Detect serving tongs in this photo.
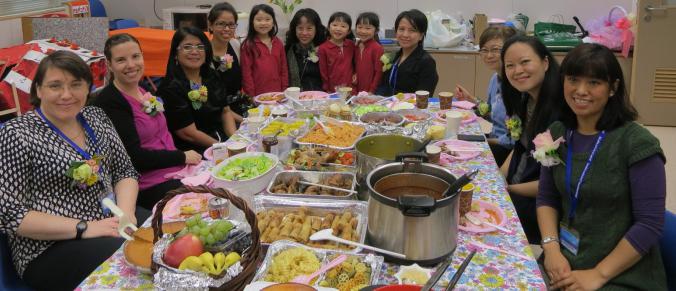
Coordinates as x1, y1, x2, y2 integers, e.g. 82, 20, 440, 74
102, 198, 138, 240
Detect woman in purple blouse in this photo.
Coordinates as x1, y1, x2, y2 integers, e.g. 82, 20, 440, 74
94, 34, 202, 209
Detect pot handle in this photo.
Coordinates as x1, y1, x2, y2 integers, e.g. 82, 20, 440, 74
397, 195, 436, 217
395, 152, 429, 163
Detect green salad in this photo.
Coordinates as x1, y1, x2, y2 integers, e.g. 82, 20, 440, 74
352, 105, 389, 117
216, 155, 275, 181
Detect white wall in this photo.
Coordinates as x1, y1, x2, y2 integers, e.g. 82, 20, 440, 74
101, 0, 635, 32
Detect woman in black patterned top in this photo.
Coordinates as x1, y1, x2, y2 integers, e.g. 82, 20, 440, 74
0, 51, 146, 290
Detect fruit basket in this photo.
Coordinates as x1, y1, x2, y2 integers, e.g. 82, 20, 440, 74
151, 185, 263, 290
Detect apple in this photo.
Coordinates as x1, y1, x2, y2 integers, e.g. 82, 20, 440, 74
163, 234, 204, 268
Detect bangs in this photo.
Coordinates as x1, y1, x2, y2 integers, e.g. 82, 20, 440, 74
561, 50, 611, 82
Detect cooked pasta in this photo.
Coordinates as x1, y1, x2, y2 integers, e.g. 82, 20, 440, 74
298, 123, 365, 147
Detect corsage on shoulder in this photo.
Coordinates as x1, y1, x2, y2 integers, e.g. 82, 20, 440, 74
531, 130, 565, 167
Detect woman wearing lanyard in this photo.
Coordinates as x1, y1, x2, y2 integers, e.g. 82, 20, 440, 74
537, 44, 667, 290
95, 33, 202, 210
0, 51, 146, 290
376, 9, 438, 95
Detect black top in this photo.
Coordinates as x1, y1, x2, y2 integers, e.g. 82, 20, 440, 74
293, 45, 323, 91
212, 43, 242, 97
376, 45, 438, 95
94, 84, 185, 172
157, 71, 228, 152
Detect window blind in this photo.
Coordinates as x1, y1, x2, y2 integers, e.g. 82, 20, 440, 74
0, 0, 62, 17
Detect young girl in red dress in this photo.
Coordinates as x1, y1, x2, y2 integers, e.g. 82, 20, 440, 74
318, 12, 355, 93
353, 12, 384, 94
240, 4, 288, 96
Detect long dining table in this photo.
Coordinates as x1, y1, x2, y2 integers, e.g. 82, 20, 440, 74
76, 101, 546, 290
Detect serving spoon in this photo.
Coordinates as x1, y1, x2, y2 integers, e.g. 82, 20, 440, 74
310, 229, 406, 259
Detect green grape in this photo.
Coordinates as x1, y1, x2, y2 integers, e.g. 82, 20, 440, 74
185, 218, 196, 228
190, 226, 201, 235
217, 221, 233, 233
176, 228, 189, 238
212, 229, 224, 241
205, 234, 215, 245
199, 227, 210, 236
198, 219, 207, 227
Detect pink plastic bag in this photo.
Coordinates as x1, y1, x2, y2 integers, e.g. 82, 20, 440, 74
585, 6, 634, 57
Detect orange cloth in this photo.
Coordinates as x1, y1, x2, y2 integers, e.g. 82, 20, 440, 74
109, 28, 175, 77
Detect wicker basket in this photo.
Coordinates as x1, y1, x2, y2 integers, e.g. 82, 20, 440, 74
150, 185, 263, 291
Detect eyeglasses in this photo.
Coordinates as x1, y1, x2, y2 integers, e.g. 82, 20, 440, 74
479, 47, 502, 56
42, 82, 88, 94
179, 44, 206, 52
213, 22, 238, 29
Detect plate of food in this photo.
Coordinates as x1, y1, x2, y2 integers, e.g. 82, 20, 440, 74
296, 121, 366, 149
435, 109, 477, 124
434, 139, 483, 162
123, 221, 186, 273
285, 147, 356, 171
255, 92, 286, 105
458, 200, 507, 233
395, 109, 432, 123
298, 91, 330, 100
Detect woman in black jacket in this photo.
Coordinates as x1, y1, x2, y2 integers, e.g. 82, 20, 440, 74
377, 9, 438, 95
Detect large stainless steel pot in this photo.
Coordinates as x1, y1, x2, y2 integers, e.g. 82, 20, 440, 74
366, 153, 459, 266
355, 134, 422, 200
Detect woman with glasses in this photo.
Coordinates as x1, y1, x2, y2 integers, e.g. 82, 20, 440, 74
455, 26, 518, 166
376, 9, 438, 95
208, 2, 251, 122
0, 50, 146, 290
158, 27, 238, 153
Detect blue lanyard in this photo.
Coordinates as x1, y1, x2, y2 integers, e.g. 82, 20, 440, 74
36, 108, 99, 160
565, 130, 606, 224
388, 56, 400, 90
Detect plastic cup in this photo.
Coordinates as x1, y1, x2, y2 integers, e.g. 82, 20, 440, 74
438, 91, 454, 110
415, 90, 429, 109
445, 110, 463, 138
246, 116, 266, 134
459, 183, 475, 218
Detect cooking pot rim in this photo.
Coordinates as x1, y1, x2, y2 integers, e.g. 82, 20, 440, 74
366, 161, 459, 208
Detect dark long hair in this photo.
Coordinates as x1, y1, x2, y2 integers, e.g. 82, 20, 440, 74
559, 43, 637, 131
327, 12, 355, 41
356, 12, 380, 42
285, 8, 326, 52
245, 4, 278, 45
395, 9, 428, 44
30, 50, 93, 107
159, 27, 215, 89
208, 2, 238, 34
500, 35, 562, 139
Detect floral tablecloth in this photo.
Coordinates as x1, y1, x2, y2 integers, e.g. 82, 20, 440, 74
77, 105, 546, 291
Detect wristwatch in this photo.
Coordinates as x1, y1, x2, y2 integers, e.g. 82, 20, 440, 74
541, 236, 560, 246
75, 220, 88, 240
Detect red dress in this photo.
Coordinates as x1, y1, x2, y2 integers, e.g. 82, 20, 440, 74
240, 36, 289, 96
318, 39, 355, 93
354, 39, 384, 93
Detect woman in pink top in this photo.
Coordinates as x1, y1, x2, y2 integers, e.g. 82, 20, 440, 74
354, 12, 384, 94
94, 33, 202, 209
240, 4, 289, 96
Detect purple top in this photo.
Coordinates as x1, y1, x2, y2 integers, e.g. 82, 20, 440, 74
121, 89, 184, 190
537, 130, 666, 255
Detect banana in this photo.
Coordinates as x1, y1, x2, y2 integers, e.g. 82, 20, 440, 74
214, 252, 226, 274
224, 252, 241, 268
198, 252, 216, 273
178, 256, 203, 272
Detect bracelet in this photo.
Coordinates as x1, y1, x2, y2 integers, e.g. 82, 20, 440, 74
541, 236, 559, 246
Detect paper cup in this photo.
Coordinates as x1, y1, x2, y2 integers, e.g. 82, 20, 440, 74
445, 110, 463, 138
459, 183, 475, 218
425, 144, 441, 164
226, 141, 248, 157
438, 91, 454, 110
285, 87, 300, 99
415, 90, 429, 109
